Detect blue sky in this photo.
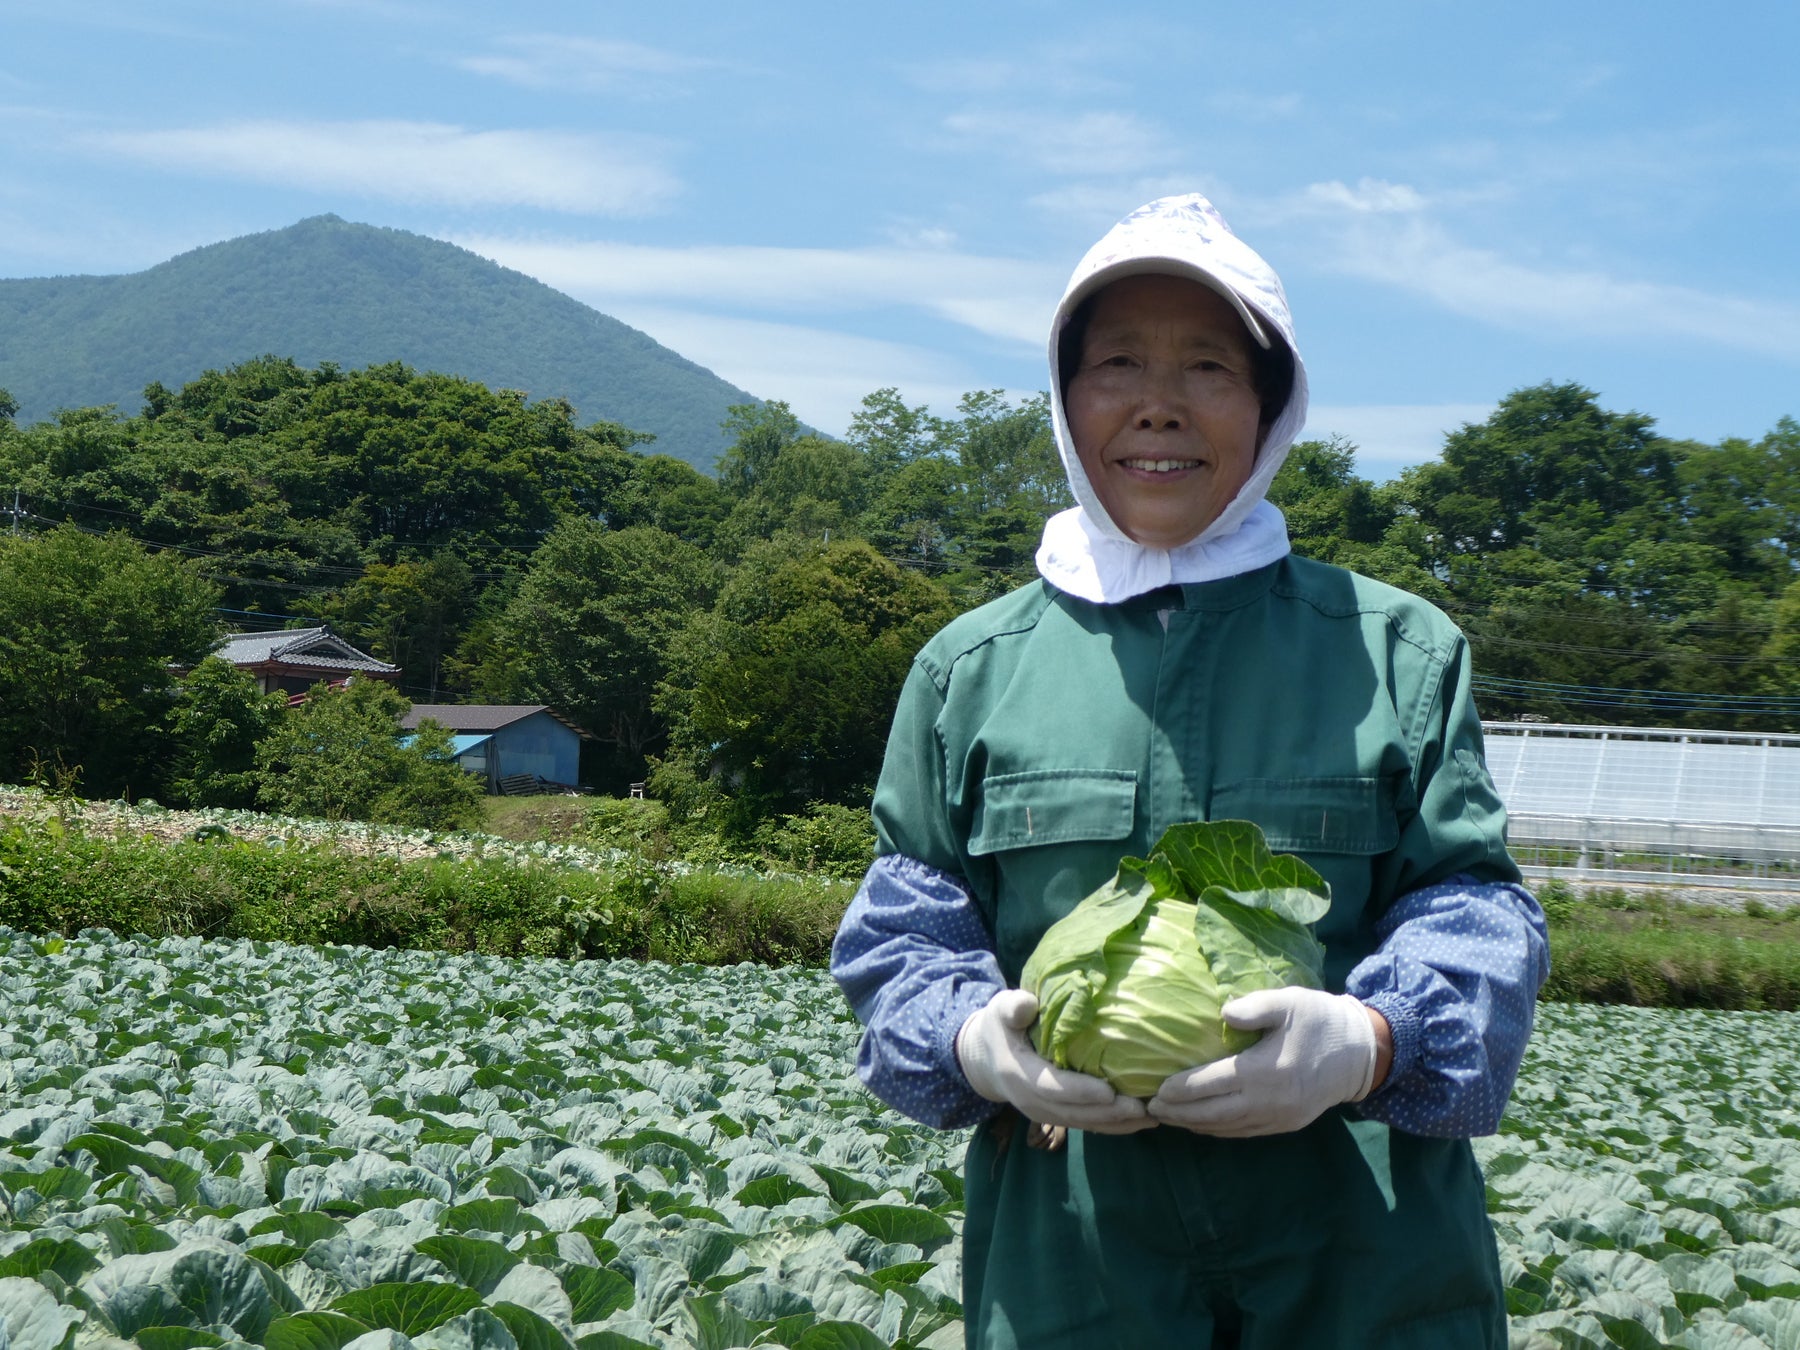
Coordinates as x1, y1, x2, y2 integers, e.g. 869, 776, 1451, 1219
3, 0, 1796, 480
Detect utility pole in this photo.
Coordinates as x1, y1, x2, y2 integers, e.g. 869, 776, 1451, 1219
6, 488, 20, 535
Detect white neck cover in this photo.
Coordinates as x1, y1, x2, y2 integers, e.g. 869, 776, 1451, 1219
1037, 499, 1292, 604
1034, 193, 1310, 604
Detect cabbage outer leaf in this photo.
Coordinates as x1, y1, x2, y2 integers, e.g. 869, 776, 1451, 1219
1158, 820, 1330, 926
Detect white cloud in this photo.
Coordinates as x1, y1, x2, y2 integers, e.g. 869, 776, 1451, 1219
1326, 214, 1800, 362
883, 223, 959, 250
1302, 403, 1494, 482
1302, 178, 1427, 214
602, 306, 979, 434
940, 108, 1171, 176
84, 120, 678, 216
902, 45, 1124, 99
455, 34, 724, 93
1270, 179, 1800, 365
450, 234, 1060, 346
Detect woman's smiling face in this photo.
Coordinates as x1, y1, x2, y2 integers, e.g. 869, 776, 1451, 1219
1064, 273, 1266, 550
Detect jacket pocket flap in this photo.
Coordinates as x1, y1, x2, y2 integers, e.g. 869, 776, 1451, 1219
968, 768, 1138, 856
1210, 776, 1399, 855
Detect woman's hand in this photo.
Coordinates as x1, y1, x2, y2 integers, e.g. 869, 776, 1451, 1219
1147, 990, 1387, 1137
956, 989, 1158, 1135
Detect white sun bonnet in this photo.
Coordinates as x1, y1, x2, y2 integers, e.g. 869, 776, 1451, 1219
1036, 194, 1311, 603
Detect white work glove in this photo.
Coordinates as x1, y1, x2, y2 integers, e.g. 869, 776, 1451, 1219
956, 989, 1155, 1135
1147, 988, 1378, 1138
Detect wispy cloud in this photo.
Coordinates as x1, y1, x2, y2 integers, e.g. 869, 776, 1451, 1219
0, 204, 212, 276
902, 43, 1125, 99
1301, 178, 1427, 214
601, 307, 982, 434
940, 108, 1171, 177
6, 0, 223, 41
1285, 179, 1800, 364
451, 234, 1061, 346
1333, 216, 1800, 362
455, 34, 726, 94
83, 120, 678, 215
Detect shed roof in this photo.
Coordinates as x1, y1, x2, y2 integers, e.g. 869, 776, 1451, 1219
401, 704, 595, 739
216, 627, 398, 675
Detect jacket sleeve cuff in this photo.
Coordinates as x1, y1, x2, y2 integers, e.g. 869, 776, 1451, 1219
1359, 989, 1423, 1099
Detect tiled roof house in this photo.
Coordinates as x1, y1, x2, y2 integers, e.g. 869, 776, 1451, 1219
215, 627, 400, 698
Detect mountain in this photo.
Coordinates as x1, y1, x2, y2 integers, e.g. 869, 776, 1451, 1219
0, 215, 758, 472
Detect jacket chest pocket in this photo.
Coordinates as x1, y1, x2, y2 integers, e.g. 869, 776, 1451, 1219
1211, 776, 1401, 856
967, 768, 1138, 978
969, 768, 1138, 854
1210, 775, 1401, 980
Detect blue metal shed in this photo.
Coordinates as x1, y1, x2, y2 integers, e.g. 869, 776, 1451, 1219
400, 705, 591, 792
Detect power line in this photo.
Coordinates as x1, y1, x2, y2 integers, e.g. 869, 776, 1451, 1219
1472, 672, 1800, 717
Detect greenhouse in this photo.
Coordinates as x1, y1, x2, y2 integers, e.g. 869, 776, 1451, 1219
1481, 721, 1800, 891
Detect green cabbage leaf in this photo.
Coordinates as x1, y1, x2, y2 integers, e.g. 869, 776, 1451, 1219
1020, 819, 1330, 1099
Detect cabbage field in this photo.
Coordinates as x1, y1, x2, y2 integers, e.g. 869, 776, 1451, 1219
3, 928, 1800, 1350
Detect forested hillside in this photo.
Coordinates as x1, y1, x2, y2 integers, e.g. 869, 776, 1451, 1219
1, 358, 1796, 828
0, 215, 757, 471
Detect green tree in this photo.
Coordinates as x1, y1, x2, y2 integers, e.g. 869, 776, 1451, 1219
164, 656, 288, 808
715, 401, 802, 498
262, 366, 643, 562
848, 387, 941, 480
0, 526, 220, 797
322, 552, 475, 700
1268, 436, 1393, 560
602, 453, 732, 549
717, 435, 871, 555
658, 539, 956, 822
945, 390, 1064, 516
466, 522, 719, 783
253, 679, 482, 828
1393, 382, 1679, 569
10, 358, 648, 617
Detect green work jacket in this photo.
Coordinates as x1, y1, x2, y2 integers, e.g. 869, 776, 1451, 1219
871, 556, 1519, 1349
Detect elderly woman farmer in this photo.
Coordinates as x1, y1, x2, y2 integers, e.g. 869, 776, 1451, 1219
831, 194, 1550, 1349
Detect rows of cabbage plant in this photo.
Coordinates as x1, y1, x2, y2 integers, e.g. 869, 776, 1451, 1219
2, 928, 1799, 1350
1485, 1004, 1800, 1348
0, 929, 962, 1350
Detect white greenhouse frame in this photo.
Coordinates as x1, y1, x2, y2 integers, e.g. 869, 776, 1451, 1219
1480, 721, 1800, 892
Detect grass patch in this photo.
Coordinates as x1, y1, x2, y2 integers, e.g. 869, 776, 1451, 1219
1538, 880, 1800, 1009
479, 795, 596, 845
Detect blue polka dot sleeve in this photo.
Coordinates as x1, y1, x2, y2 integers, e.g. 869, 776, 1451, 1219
1347, 874, 1551, 1138
830, 854, 1006, 1130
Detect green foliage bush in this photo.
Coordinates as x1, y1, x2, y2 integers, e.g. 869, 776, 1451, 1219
581, 796, 672, 854
0, 819, 846, 965
752, 801, 877, 881
12, 792, 1800, 1004
254, 681, 484, 831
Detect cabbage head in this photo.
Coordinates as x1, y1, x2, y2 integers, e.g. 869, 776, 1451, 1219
1020, 819, 1331, 1099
